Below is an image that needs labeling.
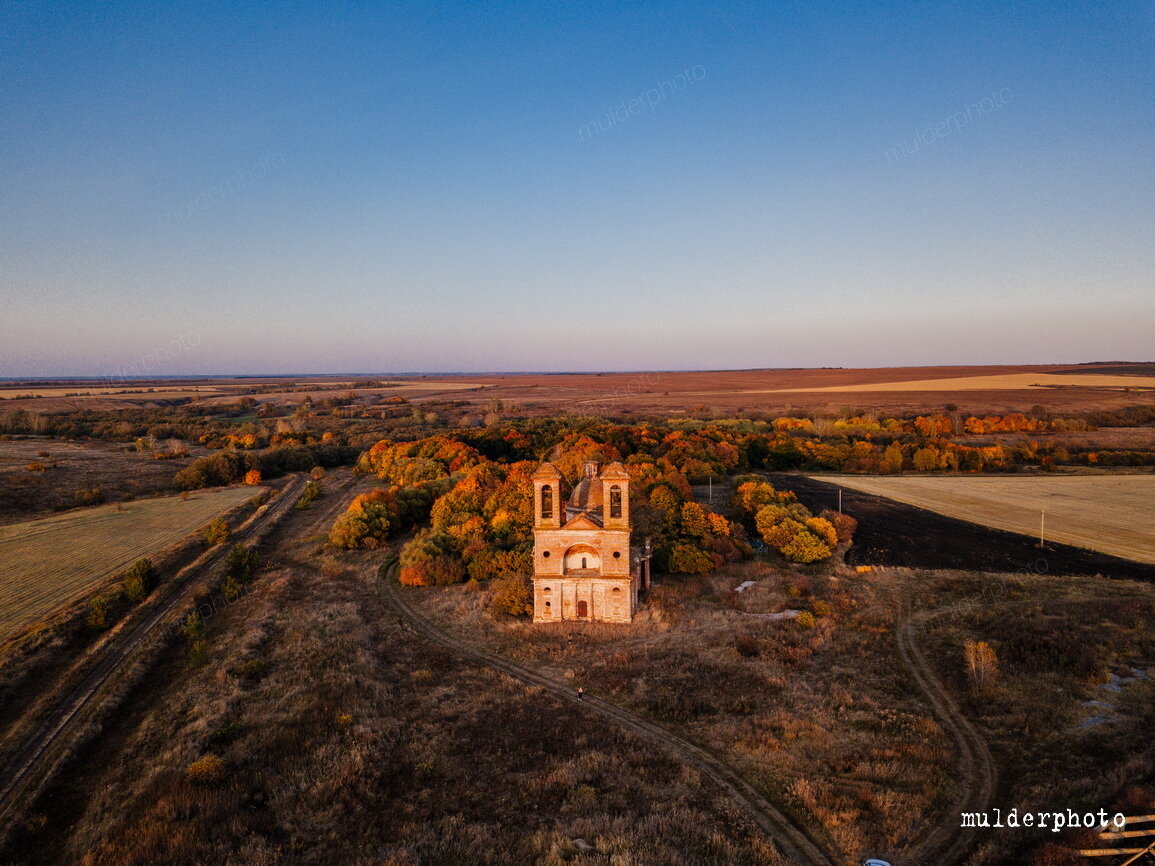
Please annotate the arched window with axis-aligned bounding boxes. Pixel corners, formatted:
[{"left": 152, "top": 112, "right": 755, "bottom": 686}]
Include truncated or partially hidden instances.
[
  {"left": 541, "top": 484, "right": 553, "bottom": 519},
  {"left": 609, "top": 485, "right": 622, "bottom": 519}
]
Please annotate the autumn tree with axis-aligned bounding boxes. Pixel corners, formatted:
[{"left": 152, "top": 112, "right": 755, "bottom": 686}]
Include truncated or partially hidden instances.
[{"left": 964, "top": 639, "right": 1000, "bottom": 696}]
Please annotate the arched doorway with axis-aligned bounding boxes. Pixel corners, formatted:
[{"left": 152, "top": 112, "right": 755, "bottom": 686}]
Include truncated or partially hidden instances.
[{"left": 577, "top": 599, "right": 588, "bottom": 618}]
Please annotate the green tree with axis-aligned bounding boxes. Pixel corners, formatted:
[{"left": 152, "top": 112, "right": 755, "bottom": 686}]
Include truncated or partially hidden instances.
[
  {"left": 668, "top": 542, "right": 714, "bottom": 574},
  {"left": 122, "top": 558, "right": 158, "bottom": 603},
  {"left": 203, "top": 517, "right": 230, "bottom": 545},
  {"left": 225, "top": 544, "right": 261, "bottom": 582}
]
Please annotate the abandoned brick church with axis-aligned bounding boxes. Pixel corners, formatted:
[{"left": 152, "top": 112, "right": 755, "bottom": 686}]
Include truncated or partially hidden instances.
[{"left": 531, "top": 460, "right": 649, "bottom": 623}]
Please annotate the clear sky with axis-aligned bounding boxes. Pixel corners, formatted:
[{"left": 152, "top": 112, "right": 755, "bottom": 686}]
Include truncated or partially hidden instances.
[{"left": 2, "top": 1, "right": 1152, "bottom": 377}]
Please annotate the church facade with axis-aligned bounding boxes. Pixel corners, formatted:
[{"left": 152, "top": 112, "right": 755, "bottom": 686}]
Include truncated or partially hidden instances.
[{"left": 531, "top": 460, "right": 644, "bottom": 623}]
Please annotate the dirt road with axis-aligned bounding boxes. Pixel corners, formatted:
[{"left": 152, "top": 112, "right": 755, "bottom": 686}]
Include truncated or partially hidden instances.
[{"left": 379, "top": 566, "right": 835, "bottom": 866}]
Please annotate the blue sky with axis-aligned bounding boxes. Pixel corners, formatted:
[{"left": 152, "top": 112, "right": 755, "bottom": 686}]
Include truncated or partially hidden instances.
[{"left": 2, "top": 1, "right": 1152, "bottom": 376}]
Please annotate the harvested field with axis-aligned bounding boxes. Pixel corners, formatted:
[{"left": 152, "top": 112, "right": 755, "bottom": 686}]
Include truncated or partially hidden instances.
[
  {"left": 811, "top": 474, "right": 1155, "bottom": 565},
  {"left": 0, "top": 486, "right": 260, "bottom": 641},
  {"left": 772, "top": 475, "right": 1155, "bottom": 579},
  {"left": 771, "top": 372, "right": 1155, "bottom": 393}
]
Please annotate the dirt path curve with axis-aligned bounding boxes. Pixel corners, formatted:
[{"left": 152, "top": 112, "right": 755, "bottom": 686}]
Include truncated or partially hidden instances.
[
  {"left": 379, "top": 567, "right": 834, "bottom": 866},
  {"left": 894, "top": 605, "right": 997, "bottom": 866},
  {"left": 0, "top": 475, "right": 308, "bottom": 848}
]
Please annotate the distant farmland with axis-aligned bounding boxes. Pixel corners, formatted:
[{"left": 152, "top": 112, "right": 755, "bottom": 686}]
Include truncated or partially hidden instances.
[
  {"left": 0, "top": 487, "right": 260, "bottom": 642},
  {"left": 817, "top": 475, "right": 1155, "bottom": 565}
]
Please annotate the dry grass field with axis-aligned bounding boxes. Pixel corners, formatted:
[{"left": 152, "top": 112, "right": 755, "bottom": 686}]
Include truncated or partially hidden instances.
[
  {"left": 818, "top": 475, "right": 1155, "bottom": 565},
  {"left": 0, "top": 486, "right": 261, "bottom": 642},
  {"left": 0, "top": 437, "right": 208, "bottom": 525},
  {"left": 5, "top": 363, "right": 1154, "bottom": 415},
  {"left": 3, "top": 514, "right": 787, "bottom": 866}
]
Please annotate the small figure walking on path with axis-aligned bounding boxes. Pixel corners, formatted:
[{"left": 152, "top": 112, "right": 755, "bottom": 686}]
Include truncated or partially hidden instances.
[{"left": 577, "top": 686, "right": 584, "bottom": 700}]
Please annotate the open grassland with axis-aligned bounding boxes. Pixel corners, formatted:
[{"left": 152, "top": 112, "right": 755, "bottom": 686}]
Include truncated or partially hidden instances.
[
  {"left": 0, "top": 486, "right": 260, "bottom": 641},
  {"left": 819, "top": 474, "right": 1155, "bottom": 565},
  {"left": 412, "top": 565, "right": 1155, "bottom": 865},
  {"left": 3, "top": 525, "right": 786, "bottom": 866}
]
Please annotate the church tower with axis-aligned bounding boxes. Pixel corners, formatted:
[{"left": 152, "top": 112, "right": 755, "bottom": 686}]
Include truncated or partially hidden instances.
[{"left": 533, "top": 462, "right": 562, "bottom": 530}]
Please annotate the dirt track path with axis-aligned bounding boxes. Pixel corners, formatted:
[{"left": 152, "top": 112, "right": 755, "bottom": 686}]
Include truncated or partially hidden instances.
[
  {"left": 0, "top": 475, "right": 307, "bottom": 849},
  {"left": 379, "top": 568, "right": 835, "bottom": 866},
  {"left": 894, "top": 605, "right": 997, "bottom": 865}
]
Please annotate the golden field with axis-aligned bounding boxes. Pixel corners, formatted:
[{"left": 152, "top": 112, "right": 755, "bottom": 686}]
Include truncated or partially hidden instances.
[{"left": 0, "top": 486, "right": 260, "bottom": 641}]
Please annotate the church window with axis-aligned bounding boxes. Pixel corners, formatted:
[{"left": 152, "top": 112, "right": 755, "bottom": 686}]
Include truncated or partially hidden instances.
[
  {"left": 609, "top": 485, "right": 622, "bottom": 519},
  {"left": 612, "top": 551, "right": 621, "bottom": 559},
  {"left": 542, "top": 550, "right": 550, "bottom": 558},
  {"left": 541, "top": 484, "right": 553, "bottom": 519}
]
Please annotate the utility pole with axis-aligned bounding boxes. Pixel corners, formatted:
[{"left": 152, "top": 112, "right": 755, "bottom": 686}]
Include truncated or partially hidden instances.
[
  {"left": 708, "top": 475, "right": 713, "bottom": 505},
  {"left": 1039, "top": 507, "right": 1046, "bottom": 548},
  {"left": 838, "top": 488, "right": 843, "bottom": 514}
]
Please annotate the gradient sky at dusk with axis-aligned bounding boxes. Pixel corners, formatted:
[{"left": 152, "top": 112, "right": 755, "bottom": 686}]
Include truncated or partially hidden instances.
[{"left": 2, "top": 1, "right": 1153, "bottom": 376}]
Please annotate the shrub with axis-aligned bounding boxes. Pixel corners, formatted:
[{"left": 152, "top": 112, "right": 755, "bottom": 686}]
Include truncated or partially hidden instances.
[
  {"left": 796, "top": 611, "right": 816, "bottom": 629},
  {"left": 244, "top": 469, "right": 262, "bottom": 485},
  {"left": 121, "top": 558, "right": 158, "bottom": 603},
  {"left": 812, "top": 599, "right": 831, "bottom": 617},
  {"left": 186, "top": 754, "right": 227, "bottom": 784},
  {"left": 86, "top": 598, "right": 110, "bottom": 630},
  {"left": 74, "top": 487, "right": 106, "bottom": 506},
  {"left": 489, "top": 575, "right": 533, "bottom": 617},
  {"left": 329, "top": 489, "right": 392, "bottom": 549},
  {"left": 203, "top": 517, "right": 231, "bottom": 545},
  {"left": 819, "top": 509, "right": 857, "bottom": 543},
  {"left": 226, "top": 544, "right": 261, "bottom": 582},
  {"left": 295, "top": 480, "right": 322, "bottom": 510},
  {"left": 25, "top": 462, "right": 46, "bottom": 472}
]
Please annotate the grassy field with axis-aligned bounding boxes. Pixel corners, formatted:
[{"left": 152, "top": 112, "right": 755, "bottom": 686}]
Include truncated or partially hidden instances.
[
  {"left": 818, "top": 474, "right": 1155, "bottom": 564},
  {"left": 0, "top": 487, "right": 260, "bottom": 641}
]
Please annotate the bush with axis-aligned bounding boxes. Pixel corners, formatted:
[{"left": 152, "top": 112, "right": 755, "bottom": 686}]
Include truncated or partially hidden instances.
[
  {"left": 796, "top": 611, "right": 816, "bottom": 629},
  {"left": 121, "top": 558, "right": 158, "bottom": 603},
  {"left": 203, "top": 517, "right": 230, "bottom": 545},
  {"left": 489, "top": 575, "right": 533, "bottom": 617},
  {"left": 329, "top": 490, "right": 392, "bottom": 549},
  {"left": 74, "top": 487, "right": 106, "bottom": 506},
  {"left": 86, "top": 598, "right": 110, "bottom": 629},
  {"left": 186, "top": 754, "right": 227, "bottom": 784},
  {"left": 819, "top": 509, "right": 857, "bottom": 543},
  {"left": 25, "top": 462, "right": 46, "bottom": 472},
  {"left": 295, "top": 480, "right": 322, "bottom": 510},
  {"left": 226, "top": 544, "right": 261, "bottom": 582}
]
